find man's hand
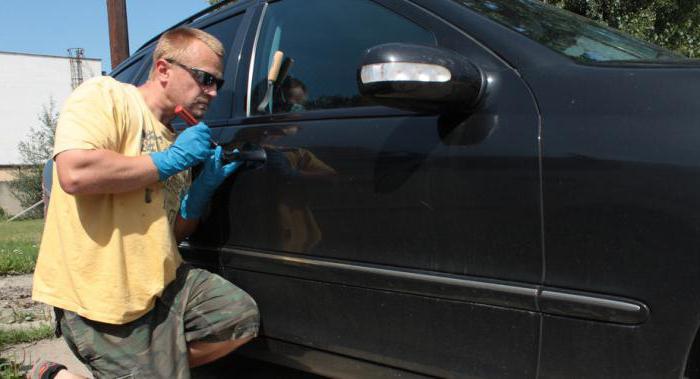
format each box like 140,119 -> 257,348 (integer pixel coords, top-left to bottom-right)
180,146 -> 242,220
150,122 -> 212,181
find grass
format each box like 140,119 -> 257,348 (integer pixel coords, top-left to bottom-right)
0,219 -> 49,378
0,219 -> 43,274
0,325 -> 54,349
0,326 -> 55,379
0,357 -> 23,379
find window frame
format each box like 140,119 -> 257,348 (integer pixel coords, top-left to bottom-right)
242,0 -> 444,122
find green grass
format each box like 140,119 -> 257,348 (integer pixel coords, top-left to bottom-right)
0,326 -> 55,379
0,325 -> 54,349
0,357 -> 23,379
0,219 -> 43,274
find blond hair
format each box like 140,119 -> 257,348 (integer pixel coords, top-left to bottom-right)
148,27 -> 224,80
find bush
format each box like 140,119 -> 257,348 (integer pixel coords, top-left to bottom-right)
9,101 -> 57,220
546,0 -> 700,57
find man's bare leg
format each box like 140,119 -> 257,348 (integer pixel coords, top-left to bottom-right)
188,337 -> 253,368
53,370 -> 86,379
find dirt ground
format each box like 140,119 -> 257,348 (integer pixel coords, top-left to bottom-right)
0,274 -> 92,377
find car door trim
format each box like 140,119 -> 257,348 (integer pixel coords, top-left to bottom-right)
180,244 -> 649,324
246,2 -> 268,117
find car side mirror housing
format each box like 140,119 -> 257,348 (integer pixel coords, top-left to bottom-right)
357,43 -> 485,114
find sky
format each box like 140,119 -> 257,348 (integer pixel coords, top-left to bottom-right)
0,1 -> 212,73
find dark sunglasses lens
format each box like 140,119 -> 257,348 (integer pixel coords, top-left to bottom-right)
193,69 -> 223,90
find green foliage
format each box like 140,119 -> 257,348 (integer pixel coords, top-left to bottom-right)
8,102 -> 57,219
0,326 -> 55,378
0,219 -> 43,274
7,166 -> 42,220
544,0 -> 700,57
0,357 -> 23,379
0,240 -> 39,274
0,325 -> 54,349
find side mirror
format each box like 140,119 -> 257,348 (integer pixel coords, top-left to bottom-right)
357,43 -> 485,113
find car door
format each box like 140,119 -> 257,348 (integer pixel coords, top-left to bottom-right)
187,0 -> 543,377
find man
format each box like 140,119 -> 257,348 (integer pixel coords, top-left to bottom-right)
30,27 -> 258,379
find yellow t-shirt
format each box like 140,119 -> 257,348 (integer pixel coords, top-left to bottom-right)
32,76 -> 188,324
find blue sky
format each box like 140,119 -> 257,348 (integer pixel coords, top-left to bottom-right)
0,1 -> 211,73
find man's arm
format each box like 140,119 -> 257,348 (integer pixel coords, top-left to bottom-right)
55,149 -> 159,195
55,122 -> 214,195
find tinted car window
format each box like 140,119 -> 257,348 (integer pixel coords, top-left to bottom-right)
250,0 -> 436,115
132,49 -> 153,86
456,0 -> 688,62
199,13 -> 244,119
112,57 -> 145,83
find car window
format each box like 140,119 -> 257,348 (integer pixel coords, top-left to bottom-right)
455,0 -> 689,63
250,0 -> 436,115
198,13 -> 245,120
112,57 -> 145,83
132,49 -> 154,86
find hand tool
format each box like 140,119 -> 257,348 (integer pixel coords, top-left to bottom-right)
256,50 -> 284,113
174,105 -> 267,164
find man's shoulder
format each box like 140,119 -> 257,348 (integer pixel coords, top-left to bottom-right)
73,76 -> 129,95
66,76 -> 135,109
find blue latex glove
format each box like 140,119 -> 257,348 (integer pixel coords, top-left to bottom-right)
150,122 -> 212,181
180,146 -> 242,220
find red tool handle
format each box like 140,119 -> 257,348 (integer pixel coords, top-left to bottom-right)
174,105 -> 198,126
174,105 -> 218,147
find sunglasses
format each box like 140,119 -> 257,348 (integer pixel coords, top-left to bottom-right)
166,59 -> 225,90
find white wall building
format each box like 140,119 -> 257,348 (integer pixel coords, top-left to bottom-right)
0,51 -> 102,165
0,51 -> 101,215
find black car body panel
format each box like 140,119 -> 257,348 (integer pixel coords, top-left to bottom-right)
113,0 -> 700,377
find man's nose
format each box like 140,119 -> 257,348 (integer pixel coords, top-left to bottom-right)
205,86 -> 217,98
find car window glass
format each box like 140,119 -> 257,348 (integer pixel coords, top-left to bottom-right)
199,13 -> 244,120
456,0 -> 689,63
112,57 -> 145,83
250,0 -> 436,115
133,49 -> 154,86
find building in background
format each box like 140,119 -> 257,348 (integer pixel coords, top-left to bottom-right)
0,165 -> 22,215
0,51 -> 102,215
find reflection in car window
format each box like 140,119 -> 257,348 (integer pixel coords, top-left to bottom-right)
456,0 -> 689,63
250,0 -> 436,115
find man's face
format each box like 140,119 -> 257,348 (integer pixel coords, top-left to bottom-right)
288,86 -> 307,104
166,40 -> 223,119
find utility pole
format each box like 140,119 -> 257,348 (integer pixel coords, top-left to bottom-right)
106,0 -> 130,70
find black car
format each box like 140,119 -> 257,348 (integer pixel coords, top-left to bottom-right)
112,0 -> 700,377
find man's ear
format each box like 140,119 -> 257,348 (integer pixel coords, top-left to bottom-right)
154,59 -> 171,83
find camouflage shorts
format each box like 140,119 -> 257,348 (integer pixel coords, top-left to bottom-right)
56,265 -> 259,378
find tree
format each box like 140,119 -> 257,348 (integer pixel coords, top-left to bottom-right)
8,101 -> 58,219
545,0 -> 700,57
